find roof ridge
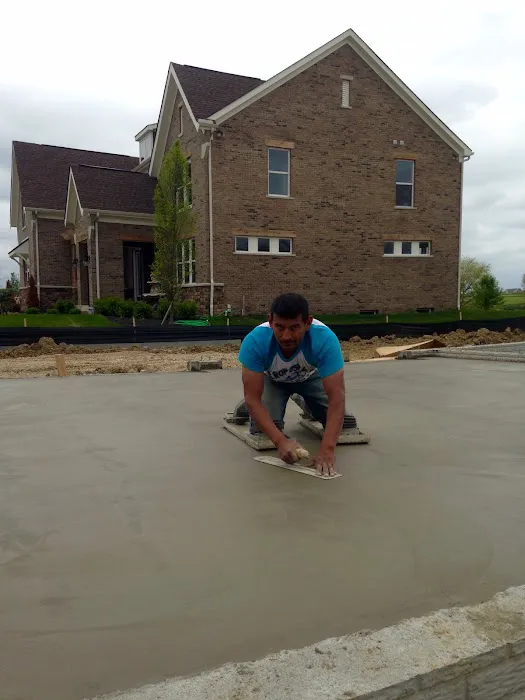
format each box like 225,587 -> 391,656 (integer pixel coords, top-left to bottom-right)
76,164 -> 150,175
172,62 -> 263,82
13,140 -> 137,160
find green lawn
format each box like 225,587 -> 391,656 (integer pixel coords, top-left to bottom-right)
502,293 -> 525,307
211,307 -> 525,327
0,314 -> 114,328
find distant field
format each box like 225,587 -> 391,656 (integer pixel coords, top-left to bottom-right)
211,307 -> 525,327
502,293 -> 525,307
0,314 -> 113,328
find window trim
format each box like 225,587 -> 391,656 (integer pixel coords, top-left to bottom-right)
383,240 -> 431,257
176,238 -> 196,284
395,159 -> 415,208
235,235 -> 294,256
267,147 -> 291,198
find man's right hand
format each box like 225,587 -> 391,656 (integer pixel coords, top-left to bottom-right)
276,437 -> 303,464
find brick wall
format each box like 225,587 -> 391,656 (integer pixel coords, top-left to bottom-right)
165,95 -> 211,305
96,222 -> 153,298
209,44 -> 462,315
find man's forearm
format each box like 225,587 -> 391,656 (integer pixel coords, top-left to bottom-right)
321,398 -> 345,451
245,397 -> 285,446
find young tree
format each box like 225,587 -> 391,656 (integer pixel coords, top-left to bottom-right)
10,272 -> 20,292
26,274 -> 40,309
460,256 -> 491,305
471,273 -> 504,311
152,141 -> 195,321
521,272 -> 525,291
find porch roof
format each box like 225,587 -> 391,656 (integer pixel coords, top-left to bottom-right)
8,237 -> 29,260
70,165 -> 157,215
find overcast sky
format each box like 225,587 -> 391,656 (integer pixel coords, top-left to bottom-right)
1,0 -> 524,288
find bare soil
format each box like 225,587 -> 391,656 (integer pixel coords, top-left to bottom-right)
0,328 -> 524,379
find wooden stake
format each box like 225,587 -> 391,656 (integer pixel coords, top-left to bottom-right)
385,314 -> 389,324
24,318 -> 27,328
459,310 -> 462,321
132,316 -> 136,327
55,354 -> 68,377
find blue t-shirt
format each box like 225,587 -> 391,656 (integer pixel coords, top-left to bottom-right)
238,319 -> 344,383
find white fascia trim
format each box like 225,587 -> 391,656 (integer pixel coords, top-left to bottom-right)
64,169 -> 83,226
149,64 -> 200,178
207,28 -> 473,158
25,208 -> 64,220
169,64 -> 200,133
134,123 -> 158,141
85,210 -> 154,225
133,156 -> 151,173
8,237 -> 29,259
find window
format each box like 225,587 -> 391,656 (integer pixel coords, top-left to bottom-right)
395,160 -> 414,207
268,148 -> 290,197
234,236 -> 293,255
383,241 -> 431,257
178,105 -> 183,136
235,237 -> 249,252
278,238 -> 291,254
177,238 -> 196,284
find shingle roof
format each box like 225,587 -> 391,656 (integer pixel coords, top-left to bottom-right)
172,64 -> 263,119
72,165 -> 156,214
13,141 -> 139,210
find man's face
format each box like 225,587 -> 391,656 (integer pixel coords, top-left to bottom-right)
269,314 -> 313,353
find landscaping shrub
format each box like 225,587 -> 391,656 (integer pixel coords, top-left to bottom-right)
69,307 -> 81,315
26,307 -> 40,314
47,308 -> 58,314
93,297 -> 122,316
154,297 -> 171,320
55,299 -> 75,314
133,301 -> 153,319
26,275 -> 39,309
0,288 -> 16,313
116,300 -> 135,318
175,299 -> 198,320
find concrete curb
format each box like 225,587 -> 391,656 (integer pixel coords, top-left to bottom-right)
398,342 -> 525,363
89,585 -> 525,700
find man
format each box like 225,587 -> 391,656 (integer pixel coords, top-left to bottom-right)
238,293 -> 346,476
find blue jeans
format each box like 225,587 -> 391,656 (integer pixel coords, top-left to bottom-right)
249,373 -> 333,435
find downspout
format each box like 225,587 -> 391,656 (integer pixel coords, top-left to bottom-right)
34,211 -> 41,302
208,132 -> 215,317
457,154 -> 471,310
95,214 -> 101,300
87,217 -> 94,306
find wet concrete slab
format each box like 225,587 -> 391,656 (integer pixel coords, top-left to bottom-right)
1,359 -> 525,700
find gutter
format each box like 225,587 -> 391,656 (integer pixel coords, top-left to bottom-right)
457,154 -> 472,310
34,211 -> 41,302
95,214 -> 100,300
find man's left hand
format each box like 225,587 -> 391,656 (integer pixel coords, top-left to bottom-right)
313,447 -> 337,477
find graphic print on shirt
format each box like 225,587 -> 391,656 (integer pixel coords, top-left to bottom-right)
267,350 -> 317,383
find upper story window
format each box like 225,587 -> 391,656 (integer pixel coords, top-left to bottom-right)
178,105 -> 183,137
186,157 -> 192,205
383,241 -> 431,257
395,160 -> 414,208
177,238 -> 196,284
268,148 -> 290,197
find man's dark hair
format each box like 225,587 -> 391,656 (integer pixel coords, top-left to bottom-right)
270,293 -> 310,321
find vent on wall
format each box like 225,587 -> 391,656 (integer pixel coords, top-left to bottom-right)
341,75 -> 353,108
359,309 -> 379,315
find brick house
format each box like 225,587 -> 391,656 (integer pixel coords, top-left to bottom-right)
9,28 -> 472,314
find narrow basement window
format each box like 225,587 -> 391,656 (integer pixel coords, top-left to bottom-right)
258,237 -> 270,253
401,241 -> 412,255
235,237 -> 249,252
383,241 -> 394,255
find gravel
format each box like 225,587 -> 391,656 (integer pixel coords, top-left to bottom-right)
1,328 -> 524,379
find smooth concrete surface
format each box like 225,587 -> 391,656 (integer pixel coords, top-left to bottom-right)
91,585 -> 525,700
1,359 -> 525,700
